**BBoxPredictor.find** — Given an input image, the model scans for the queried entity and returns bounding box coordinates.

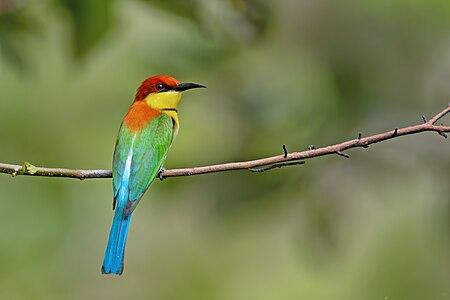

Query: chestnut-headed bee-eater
[101,75,205,275]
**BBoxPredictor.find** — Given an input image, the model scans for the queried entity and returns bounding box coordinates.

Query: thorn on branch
[248,161,305,173]
[308,145,315,150]
[392,128,398,137]
[357,133,369,148]
[282,145,288,158]
[336,151,350,158]
[157,168,166,181]
[422,115,428,123]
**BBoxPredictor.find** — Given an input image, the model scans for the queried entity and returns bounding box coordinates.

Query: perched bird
[102,75,205,275]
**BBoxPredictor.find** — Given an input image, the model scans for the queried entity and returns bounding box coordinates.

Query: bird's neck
[161,108,179,137]
[124,102,160,132]
[144,91,181,133]
[123,102,179,136]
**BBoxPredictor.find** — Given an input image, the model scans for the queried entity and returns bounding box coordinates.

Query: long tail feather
[102,189,132,275]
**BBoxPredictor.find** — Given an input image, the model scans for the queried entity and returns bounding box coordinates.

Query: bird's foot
[157,168,166,181]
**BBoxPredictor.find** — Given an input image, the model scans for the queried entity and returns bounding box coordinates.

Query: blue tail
[102,192,132,275]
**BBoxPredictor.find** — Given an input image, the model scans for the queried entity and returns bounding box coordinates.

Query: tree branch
[1,105,449,180]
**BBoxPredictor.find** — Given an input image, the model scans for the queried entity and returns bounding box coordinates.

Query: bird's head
[135,75,205,111]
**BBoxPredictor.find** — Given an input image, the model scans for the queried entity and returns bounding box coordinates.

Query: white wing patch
[122,135,136,185]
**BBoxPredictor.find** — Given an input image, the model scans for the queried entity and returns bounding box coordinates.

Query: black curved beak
[173,82,206,92]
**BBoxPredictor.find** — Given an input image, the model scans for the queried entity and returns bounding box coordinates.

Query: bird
[101,75,205,275]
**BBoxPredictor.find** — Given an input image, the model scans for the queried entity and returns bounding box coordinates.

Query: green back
[112,113,174,213]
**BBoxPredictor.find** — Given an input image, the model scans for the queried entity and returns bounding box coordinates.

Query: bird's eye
[156,83,165,91]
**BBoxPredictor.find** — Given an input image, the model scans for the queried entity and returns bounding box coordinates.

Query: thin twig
[0,106,449,180]
[336,151,350,158]
[248,161,305,172]
[0,163,112,179]
[429,104,450,124]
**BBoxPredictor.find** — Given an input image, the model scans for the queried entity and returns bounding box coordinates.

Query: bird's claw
[157,168,166,181]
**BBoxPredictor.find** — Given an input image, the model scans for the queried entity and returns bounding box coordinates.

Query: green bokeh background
[0,0,449,299]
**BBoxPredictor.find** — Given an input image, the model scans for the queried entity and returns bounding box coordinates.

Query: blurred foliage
[0,0,449,299]
[138,0,199,22]
[0,2,38,69]
[0,0,272,61]
[59,0,114,57]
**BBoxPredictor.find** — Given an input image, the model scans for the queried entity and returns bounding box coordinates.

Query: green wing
[112,114,174,214]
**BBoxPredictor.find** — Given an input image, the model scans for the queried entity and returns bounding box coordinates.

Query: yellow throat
[145,91,182,134]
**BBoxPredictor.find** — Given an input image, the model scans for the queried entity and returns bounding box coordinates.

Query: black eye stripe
[156,83,172,92]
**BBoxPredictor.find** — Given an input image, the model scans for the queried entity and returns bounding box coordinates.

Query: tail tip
[101,264,123,276]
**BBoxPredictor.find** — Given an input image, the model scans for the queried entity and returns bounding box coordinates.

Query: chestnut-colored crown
[135,75,180,101]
